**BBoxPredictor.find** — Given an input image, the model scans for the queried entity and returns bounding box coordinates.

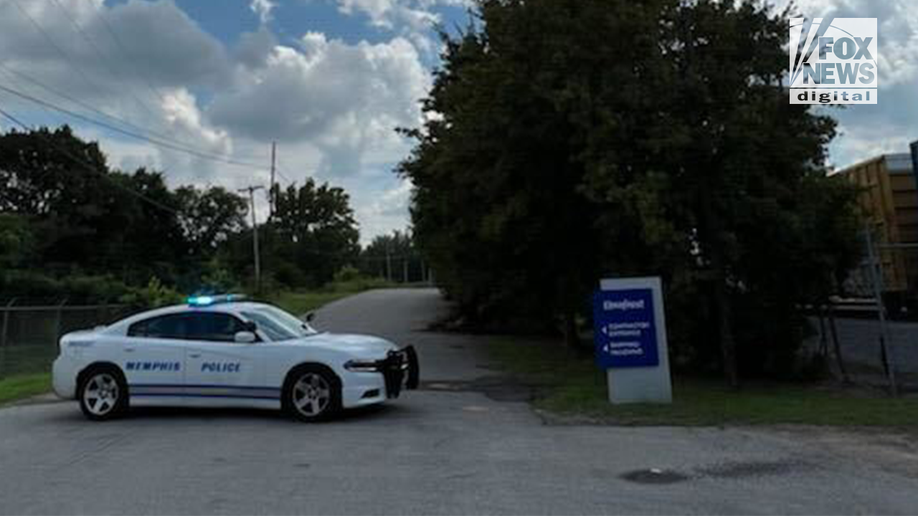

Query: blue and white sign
[595,277,672,404]
[594,288,659,368]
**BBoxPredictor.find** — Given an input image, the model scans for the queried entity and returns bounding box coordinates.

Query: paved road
[2,289,918,515]
[808,316,918,377]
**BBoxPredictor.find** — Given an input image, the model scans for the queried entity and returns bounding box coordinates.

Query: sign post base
[607,368,672,404]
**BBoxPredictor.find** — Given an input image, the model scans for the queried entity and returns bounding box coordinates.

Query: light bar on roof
[186,294,246,306]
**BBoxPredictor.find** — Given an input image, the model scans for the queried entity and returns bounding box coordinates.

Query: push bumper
[381,345,420,398]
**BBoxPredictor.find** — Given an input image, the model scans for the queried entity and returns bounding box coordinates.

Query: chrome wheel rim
[292,373,331,416]
[84,373,119,416]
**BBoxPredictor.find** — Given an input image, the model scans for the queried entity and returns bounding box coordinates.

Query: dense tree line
[398,0,862,382]
[0,126,361,303]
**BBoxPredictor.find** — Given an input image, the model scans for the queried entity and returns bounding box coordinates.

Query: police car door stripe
[131,393,280,400]
[131,383,281,391]
[129,384,280,400]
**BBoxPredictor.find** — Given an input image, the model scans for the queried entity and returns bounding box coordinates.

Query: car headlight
[344,359,381,372]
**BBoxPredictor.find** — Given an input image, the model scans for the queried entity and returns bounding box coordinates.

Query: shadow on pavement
[41,401,412,425]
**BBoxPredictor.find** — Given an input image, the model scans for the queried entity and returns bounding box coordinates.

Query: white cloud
[334,0,470,27]
[0,0,430,241]
[0,0,233,161]
[236,27,279,69]
[209,35,429,179]
[0,0,230,97]
[353,178,414,244]
[330,0,471,56]
[250,0,277,25]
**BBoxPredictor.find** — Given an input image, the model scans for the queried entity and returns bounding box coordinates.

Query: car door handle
[188,353,201,358]
[125,347,136,353]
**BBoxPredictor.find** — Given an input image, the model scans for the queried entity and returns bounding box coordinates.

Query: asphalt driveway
[1,288,917,515]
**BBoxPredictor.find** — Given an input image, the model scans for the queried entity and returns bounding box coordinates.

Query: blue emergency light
[187,295,214,306]
[186,294,246,306]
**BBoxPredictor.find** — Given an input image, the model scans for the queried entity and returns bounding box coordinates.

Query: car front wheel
[283,366,341,422]
[79,366,128,421]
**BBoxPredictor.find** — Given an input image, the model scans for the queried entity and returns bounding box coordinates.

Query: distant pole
[402,256,408,284]
[239,185,265,293]
[386,243,392,282]
[864,223,898,396]
[269,141,277,218]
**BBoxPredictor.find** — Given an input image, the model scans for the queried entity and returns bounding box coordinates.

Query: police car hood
[295,333,398,357]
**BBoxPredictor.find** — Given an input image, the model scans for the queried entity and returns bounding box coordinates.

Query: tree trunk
[714,277,739,388]
[562,306,579,350]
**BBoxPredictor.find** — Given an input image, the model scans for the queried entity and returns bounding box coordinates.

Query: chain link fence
[0,300,134,380]
[807,233,918,395]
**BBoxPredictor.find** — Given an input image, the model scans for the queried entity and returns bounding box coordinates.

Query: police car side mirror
[234,331,257,344]
[305,312,315,323]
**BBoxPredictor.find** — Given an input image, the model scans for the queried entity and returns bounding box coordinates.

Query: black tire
[405,346,420,390]
[78,365,129,421]
[282,365,342,422]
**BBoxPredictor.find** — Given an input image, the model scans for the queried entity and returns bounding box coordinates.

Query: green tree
[400,0,860,380]
[0,125,123,271]
[260,179,360,287]
[0,213,33,269]
[175,185,248,258]
[0,126,253,297]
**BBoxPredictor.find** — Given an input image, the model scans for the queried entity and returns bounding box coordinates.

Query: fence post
[53,298,68,344]
[864,225,898,396]
[1,298,15,348]
[827,304,849,384]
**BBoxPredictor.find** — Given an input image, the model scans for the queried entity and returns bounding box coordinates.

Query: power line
[0,64,269,171]
[9,0,153,121]
[93,2,171,110]
[0,64,202,157]
[273,156,297,184]
[0,105,180,215]
[277,166,294,184]
[8,1,273,173]
[0,82,271,171]
[46,0,162,123]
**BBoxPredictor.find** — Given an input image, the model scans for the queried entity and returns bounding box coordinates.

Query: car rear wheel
[79,366,128,421]
[283,366,341,422]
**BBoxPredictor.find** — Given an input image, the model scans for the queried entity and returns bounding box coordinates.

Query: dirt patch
[418,376,536,403]
[765,425,918,479]
[696,459,807,479]
[620,468,690,485]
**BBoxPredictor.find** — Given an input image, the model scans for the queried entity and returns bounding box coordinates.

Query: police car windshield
[241,306,313,341]
[261,305,317,335]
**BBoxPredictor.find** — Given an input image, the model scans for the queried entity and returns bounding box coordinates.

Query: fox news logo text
[789,18,877,104]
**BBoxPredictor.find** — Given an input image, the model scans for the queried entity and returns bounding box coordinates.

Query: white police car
[52,295,419,422]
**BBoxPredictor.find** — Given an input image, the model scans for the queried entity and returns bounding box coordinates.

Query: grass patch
[265,278,396,316]
[489,339,918,427]
[0,345,56,380]
[0,373,51,405]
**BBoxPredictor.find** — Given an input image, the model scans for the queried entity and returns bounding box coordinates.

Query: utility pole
[269,141,277,219]
[385,242,392,282]
[239,185,265,293]
[864,223,898,396]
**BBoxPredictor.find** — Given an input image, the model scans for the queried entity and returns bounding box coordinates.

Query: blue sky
[0,0,472,243]
[0,0,914,244]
